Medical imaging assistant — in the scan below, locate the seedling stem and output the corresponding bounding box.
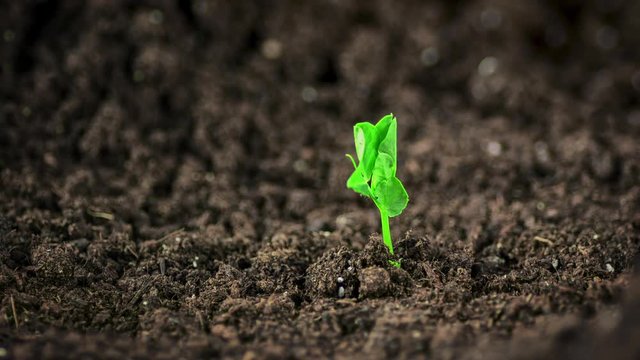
[380,209,393,255]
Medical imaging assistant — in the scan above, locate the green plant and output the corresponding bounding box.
[346,114,409,268]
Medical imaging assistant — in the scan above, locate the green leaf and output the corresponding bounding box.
[371,152,394,190]
[353,122,378,179]
[374,114,394,139]
[373,176,408,217]
[346,165,372,198]
[377,116,397,165]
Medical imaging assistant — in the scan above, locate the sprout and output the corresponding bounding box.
[346,114,409,267]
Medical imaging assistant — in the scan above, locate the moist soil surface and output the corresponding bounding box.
[1,1,640,359]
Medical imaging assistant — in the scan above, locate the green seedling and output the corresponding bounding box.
[346,114,409,268]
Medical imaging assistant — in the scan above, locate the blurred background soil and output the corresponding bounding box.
[1,0,639,359]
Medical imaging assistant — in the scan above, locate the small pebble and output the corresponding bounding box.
[606,263,614,273]
[420,47,439,67]
[337,276,344,283]
[301,86,318,103]
[487,141,502,156]
[478,56,498,76]
[261,39,282,59]
[335,215,351,228]
[293,160,308,174]
[534,141,550,162]
[338,286,345,298]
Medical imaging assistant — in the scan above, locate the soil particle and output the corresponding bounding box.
[31,243,77,281]
[358,267,391,299]
[358,234,394,268]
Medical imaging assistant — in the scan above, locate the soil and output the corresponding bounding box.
[1,1,640,359]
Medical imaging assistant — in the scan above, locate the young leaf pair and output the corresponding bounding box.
[346,114,409,267]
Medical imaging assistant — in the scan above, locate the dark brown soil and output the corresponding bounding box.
[1,1,640,359]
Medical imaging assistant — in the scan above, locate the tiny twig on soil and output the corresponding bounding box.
[87,208,115,221]
[10,295,18,329]
[196,311,206,331]
[158,257,166,275]
[157,228,185,243]
[126,279,155,308]
[125,245,139,259]
[533,236,554,246]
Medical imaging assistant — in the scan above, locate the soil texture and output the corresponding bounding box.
[1,1,640,359]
